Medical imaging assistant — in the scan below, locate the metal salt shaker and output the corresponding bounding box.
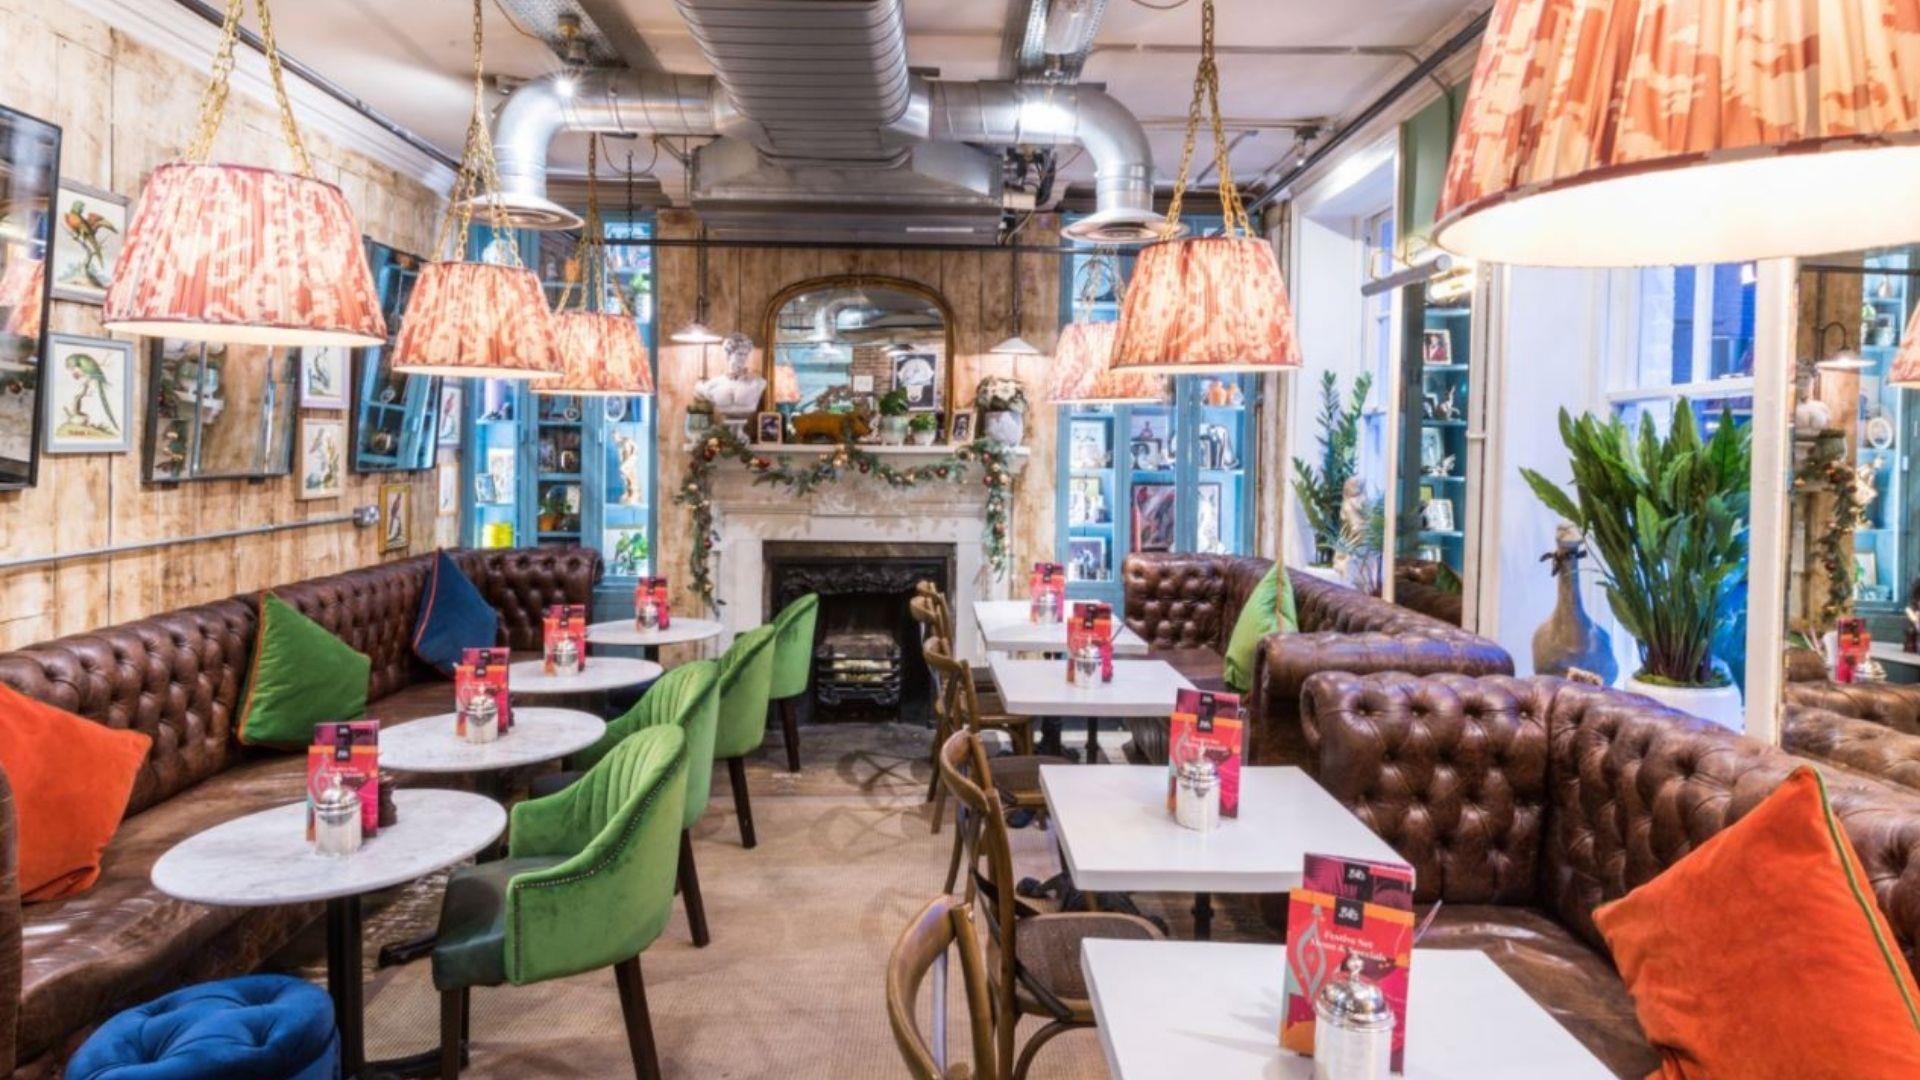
[1174,758,1220,832]
[1313,954,1394,1080]
[1071,642,1103,683]
[1034,590,1060,624]
[553,635,580,674]
[462,693,499,744]
[636,599,660,631]
[313,776,363,858]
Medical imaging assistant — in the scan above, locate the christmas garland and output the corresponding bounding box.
[676,424,1017,609]
[1793,433,1866,629]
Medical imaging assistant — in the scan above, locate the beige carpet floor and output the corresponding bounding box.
[271,721,1275,1078]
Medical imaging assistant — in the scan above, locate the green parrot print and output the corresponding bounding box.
[58,351,120,438]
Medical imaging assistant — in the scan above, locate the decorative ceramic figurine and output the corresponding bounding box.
[1793,397,1832,437]
[1532,523,1617,684]
[695,332,766,427]
[615,434,642,505]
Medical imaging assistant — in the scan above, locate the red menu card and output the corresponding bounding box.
[1065,601,1114,684]
[306,720,379,839]
[542,604,588,675]
[1166,688,1245,817]
[456,647,512,735]
[1029,561,1066,622]
[634,577,672,629]
[1281,854,1416,1071]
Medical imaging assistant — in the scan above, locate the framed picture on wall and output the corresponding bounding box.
[1069,419,1110,469]
[381,481,409,552]
[755,411,784,444]
[49,180,128,305]
[892,351,936,409]
[949,412,973,444]
[43,333,133,454]
[1131,483,1177,552]
[298,346,349,410]
[1423,329,1452,365]
[1067,536,1109,582]
[298,417,345,500]
[436,382,462,446]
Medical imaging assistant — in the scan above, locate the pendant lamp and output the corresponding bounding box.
[1046,256,1166,404]
[540,136,653,396]
[1887,305,1920,386]
[392,0,557,380]
[670,147,723,346]
[1434,0,1920,267]
[104,0,384,347]
[990,242,1043,356]
[1107,0,1301,374]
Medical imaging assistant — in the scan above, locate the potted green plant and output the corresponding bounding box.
[976,375,1028,447]
[876,388,911,445]
[907,411,938,446]
[1291,371,1372,566]
[1520,398,1751,727]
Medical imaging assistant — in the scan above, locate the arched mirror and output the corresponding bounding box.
[762,275,954,416]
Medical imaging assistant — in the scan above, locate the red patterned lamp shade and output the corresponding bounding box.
[1434,0,1920,267]
[540,311,653,396]
[772,361,801,405]
[103,163,386,347]
[391,261,558,380]
[1108,236,1302,373]
[0,257,43,340]
[1048,320,1168,403]
[1888,304,1920,386]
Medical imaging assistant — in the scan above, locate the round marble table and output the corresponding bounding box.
[151,790,505,1077]
[585,617,724,650]
[376,707,605,774]
[507,656,663,696]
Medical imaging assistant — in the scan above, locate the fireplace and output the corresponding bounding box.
[766,541,953,724]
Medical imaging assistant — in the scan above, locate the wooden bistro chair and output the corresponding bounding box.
[938,728,1161,1079]
[887,895,999,1080]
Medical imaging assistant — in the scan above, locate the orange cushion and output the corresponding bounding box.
[0,683,151,901]
[1594,766,1920,1079]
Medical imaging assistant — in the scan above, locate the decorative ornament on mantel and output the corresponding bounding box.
[1434,0,1920,267]
[104,0,384,348]
[1108,0,1301,375]
[391,0,557,381]
[677,426,1017,610]
[539,136,652,397]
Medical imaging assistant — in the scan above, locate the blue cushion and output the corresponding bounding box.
[412,550,500,675]
[66,974,338,1080]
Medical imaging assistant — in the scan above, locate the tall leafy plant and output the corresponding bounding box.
[1291,370,1372,562]
[1520,400,1750,688]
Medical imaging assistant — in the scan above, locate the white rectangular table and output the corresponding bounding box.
[1083,939,1614,1080]
[972,599,1149,656]
[1041,764,1404,937]
[986,655,1191,718]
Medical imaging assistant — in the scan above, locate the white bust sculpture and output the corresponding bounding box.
[696,332,767,423]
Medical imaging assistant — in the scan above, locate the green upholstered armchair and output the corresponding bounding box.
[767,593,820,772]
[431,724,689,1079]
[713,624,778,848]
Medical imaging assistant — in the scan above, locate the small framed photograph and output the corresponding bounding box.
[43,333,134,454]
[1423,329,1452,365]
[1422,497,1455,532]
[49,179,129,304]
[755,410,784,444]
[297,346,349,410]
[891,351,937,409]
[474,473,497,504]
[298,417,345,500]
[851,374,875,393]
[950,411,973,444]
[1069,418,1111,470]
[1067,536,1109,582]
[1068,475,1108,525]
[380,481,410,552]
[436,382,462,446]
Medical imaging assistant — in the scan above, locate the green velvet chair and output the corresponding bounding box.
[767,593,820,773]
[713,624,779,848]
[431,724,689,1080]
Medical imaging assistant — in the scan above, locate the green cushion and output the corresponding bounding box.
[1223,565,1296,693]
[237,594,372,747]
[768,593,820,700]
[431,855,566,991]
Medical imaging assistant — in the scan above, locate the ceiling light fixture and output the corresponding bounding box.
[103,0,384,348]
[989,239,1043,356]
[391,0,557,381]
[1048,254,1166,404]
[1433,0,1920,267]
[539,135,653,396]
[1108,0,1301,374]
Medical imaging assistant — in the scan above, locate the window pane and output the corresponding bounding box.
[1706,263,1756,379]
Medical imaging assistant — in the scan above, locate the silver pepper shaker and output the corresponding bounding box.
[636,599,660,631]
[1174,757,1220,832]
[552,635,580,674]
[1313,954,1394,1080]
[1035,590,1060,624]
[313,776,363,858]
[462,692,499,744]
[1071,642,1103,684]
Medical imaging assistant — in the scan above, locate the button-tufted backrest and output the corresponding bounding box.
[1783,678,1920,736]
[1292,570,1456,637]
[454,547,603,651]
[1121,553,1272,651]
[274,555,441,702]
[0,599,256,816]
[1783,706,1920,793]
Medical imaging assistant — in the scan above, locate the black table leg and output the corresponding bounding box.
[1084,718,1101,763]
[327,895,366,1076]
[1192,892,1214,940]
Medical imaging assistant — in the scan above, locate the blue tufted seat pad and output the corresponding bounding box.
[65,974,339,1080]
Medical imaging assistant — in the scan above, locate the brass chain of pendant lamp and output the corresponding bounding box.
[670,140,723,346]
[390,0,559,380]
[539,135,655,396]
[1048,252,1168,404]
[1106,0,1302,374]
[103,0,385,348]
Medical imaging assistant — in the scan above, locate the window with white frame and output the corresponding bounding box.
[1608,262,1757,435]
[1358,209,1396,475]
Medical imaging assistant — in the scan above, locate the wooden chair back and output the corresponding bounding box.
[915,580,955,641]
[922,635,982,735]
[886,894,998,1080]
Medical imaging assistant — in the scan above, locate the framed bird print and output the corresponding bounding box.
[43,333,133,453]
[297,346,349,410]
[49,180,127,304]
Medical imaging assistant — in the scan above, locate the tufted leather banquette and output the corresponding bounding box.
[1301,670,1920,1076]
[1120,553,1512,766]
[1784,704,1920,792]
[0,547,600,1075]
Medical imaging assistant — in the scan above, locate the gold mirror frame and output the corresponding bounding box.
[760,274,956,414]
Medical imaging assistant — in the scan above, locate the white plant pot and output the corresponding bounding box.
[1624,675,1744,730]
[877,415,908,445]
[983,408,1025,447]
[909,428,935,446]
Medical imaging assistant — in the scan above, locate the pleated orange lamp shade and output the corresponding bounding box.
[540,311,653,395]
[772,361,801,405]
[1108,236,1303,373]
[391,261,558,380]
[1434,0,1920,267]
[104,163,386,347]
[1048,320,1168,403]
[1887,304,1920,386]
[0,257,43,340]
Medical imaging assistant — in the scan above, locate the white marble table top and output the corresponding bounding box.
[1041,765,1405,893]
[151,790,506,907]
[376,708,605,774]
[971,599,1148,656]
[507,656,663,695]
[1083,939,1613,1079]
[586,617,725,648]
[1869,641,1920,668]
[986,655,1192,717]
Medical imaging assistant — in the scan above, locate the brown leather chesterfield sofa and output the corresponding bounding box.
[0,547,600,1076]
[1784,704,1920,792]
[1301,670,1920,1076]
[1119,553,1512,765]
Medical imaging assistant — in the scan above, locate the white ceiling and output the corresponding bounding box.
[235,0,1484,203]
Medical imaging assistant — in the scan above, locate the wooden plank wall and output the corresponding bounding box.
[652,210,1062,616]
[0,1,454,650]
